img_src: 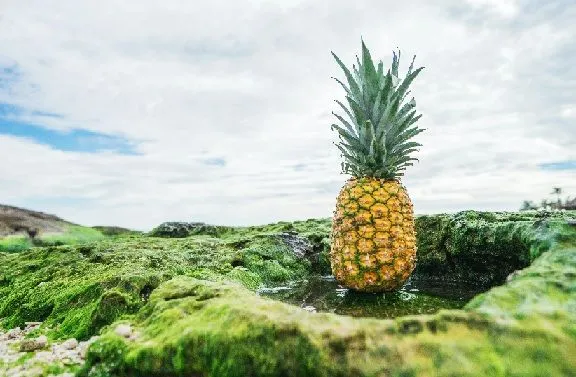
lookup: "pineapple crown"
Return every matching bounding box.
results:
[331,39,425,180]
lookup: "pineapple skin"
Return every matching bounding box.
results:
[330,177,417,292]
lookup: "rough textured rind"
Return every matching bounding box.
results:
[331,177,416,292]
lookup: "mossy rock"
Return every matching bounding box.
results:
[80,238,576,376]
[148,221,234,238]
[1,211,575,376]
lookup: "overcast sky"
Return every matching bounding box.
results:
[1,0,575,230]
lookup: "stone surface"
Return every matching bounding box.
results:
[277,231,314,259]
[114,324,132,338]
[0,323,99,376]
[19,335,47,352]
[7,327,23,339]
[61,338,78,350]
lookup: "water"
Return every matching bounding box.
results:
[257,275,485,319]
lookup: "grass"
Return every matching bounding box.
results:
[0,225,106,252]
[0,235,32,252]
[37,225,106,246]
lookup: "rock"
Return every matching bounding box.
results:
[302,305,317,313]
[148,221,232,238]
[83,248,576,377]
[7,327,23,339]
[278,232,314,259]
[61,338,78,350]
[2,211,575,376]
[34,350,54,362]
[114,324,132,338]
[24,322,42,330]
[506,269,522,282]
[148,222,205,238]
[19,335,47,352]
[78,336,99,359]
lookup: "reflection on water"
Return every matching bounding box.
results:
[257,275,485,319]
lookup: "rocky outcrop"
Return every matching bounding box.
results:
[80,235,576,376]
[412,210,573,287]
[148,221,234,238]
[1,211,575,376]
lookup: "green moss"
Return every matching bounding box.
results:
[91,225,142,237]
[413,211,572,286]
[37,224,106,246]
[2,211,576,376]
[0,235,32,252]
[80,277,331,377]
[229,234,311,284]
[0,228,314,340]
[0,225,107,253]
[79,260,576,376]
[226,267,263,290]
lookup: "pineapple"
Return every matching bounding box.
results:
[329,40,425,292]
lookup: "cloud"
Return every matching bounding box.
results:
[0,104,138,154]
[540,161,576,171]
[0,0,575,230]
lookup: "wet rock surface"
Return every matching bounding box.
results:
[277,231,314,259]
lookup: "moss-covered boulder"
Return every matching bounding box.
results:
[1,211,575,376]
[80,233,576,376]
[148,222,234,238]
[412,211,568,286]
[0,231,314,341]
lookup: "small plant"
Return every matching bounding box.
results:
[520,187,576,211]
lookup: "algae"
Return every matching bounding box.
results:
[1,210,575,376]
[80,237,576,376]
[0,228,314,340]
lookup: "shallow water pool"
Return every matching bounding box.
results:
[257,275,485,319]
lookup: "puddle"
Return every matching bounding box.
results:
[257,275,485,319]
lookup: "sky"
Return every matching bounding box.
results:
[0,0,575,230]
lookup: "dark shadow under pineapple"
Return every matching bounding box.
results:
[329,40,425,292]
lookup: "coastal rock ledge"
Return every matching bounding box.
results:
[0,211,575,376]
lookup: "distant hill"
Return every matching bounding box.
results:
[0,204,74,237]
[0,204,141,253]
[0,204,140,239]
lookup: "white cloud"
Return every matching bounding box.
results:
[464,0,520,18]
[0,0,575,230]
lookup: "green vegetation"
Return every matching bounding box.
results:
[521,186,576,210]
[0,235,32,253]
[0,225,107,253]
[1,211,575,376]
[413,210,573,286]
[80,226,576,376]
[37,225,107,246]
[0,228,315,341]
[91,226,143,237]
